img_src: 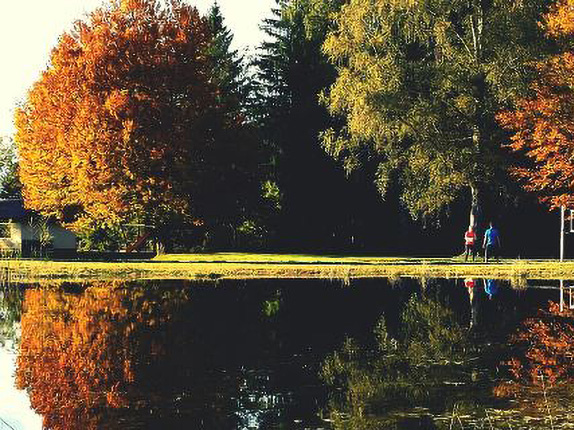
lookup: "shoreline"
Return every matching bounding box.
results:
[0,253,573,282]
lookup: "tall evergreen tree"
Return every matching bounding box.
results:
[199,2,278,249]
[255,0,373,251]
[206,2,249,114]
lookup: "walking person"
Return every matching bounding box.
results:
[464,226,477,262]
[483,222,501,263]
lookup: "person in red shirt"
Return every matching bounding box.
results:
[463,278,478,328]
[464,226,477,262]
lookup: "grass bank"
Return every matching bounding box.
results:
[0,253,573,282]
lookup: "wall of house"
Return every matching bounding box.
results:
[19,223,43,257]
[0,220,76,256]
[20,223,35,243]
[0,238,20,252]
[0,222,23,254]
[19,223,75,250]
[50,225,76,250]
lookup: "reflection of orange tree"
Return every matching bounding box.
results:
[15,282,188,430]
[496,302,574,398]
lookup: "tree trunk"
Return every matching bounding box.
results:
[155,240,165,256]
[469,183,481,231]
[469,109,483,229]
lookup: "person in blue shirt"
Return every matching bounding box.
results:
[484,279,499,299]
[483,222,501,263]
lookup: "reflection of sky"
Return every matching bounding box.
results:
[235,370,286,430]
[0,342,42,430]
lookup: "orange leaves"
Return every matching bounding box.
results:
[178,7,192,29]
[120,0,146,14]
[496,301,574,394]
[498,0,574,210]
[105,89,131,120]
[122,118,136,144]
[15,0,216,230]
[15,282,182,429]
[545,0,574,37]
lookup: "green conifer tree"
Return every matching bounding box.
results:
[255,0,372,251]
[200,2,277,249]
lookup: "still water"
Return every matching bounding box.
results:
[0,278,572,429]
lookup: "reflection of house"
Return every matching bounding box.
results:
[0,200,77,257]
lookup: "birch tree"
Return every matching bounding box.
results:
[321,0,551,226]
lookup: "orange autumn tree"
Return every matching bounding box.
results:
[16,282,191,430]
[498,0,574,208]
[17,285,135,429]
[15,0,221,234]
[493,301,574,407]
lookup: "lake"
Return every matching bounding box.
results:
[0,277,572,429]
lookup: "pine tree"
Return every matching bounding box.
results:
[198,2,278,248]
[206,2,249,115]
[254,0,362,251]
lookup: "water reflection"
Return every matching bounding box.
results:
[12,280,337,429]
[463,278,502,330]
[321,293,477,429]
[2,278,574,429]
[0,286,23,346]
[0,286,41,430]
[499,301,573,386]
[320,278,574,429]
[495,295,574,427]
[16,282,194,429]
[464,278,478,329]
[484,279,499,299]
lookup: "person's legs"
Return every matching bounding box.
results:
[465,245,470,262]
[484,244,490,263]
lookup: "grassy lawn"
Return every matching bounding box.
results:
[0,252,572,282]
[153,253,449,264]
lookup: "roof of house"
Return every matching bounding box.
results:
[0,199,28,220]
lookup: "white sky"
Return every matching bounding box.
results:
[0,0,275,137]
[0,342,43,430]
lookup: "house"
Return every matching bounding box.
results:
[0,199,77,257]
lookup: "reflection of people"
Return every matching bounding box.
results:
[464,278,478,328]
[464,278,476,290]
[484,279,499,299]
[483,222,501,263]
[464,227,477,262]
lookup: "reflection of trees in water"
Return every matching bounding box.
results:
[14,281,310,430]
[494,301,574,427]
[0,285,23,346]
[498,301,574,388]
[15,282,193,430]
[321,287,574,430]
[321,295,473,429]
